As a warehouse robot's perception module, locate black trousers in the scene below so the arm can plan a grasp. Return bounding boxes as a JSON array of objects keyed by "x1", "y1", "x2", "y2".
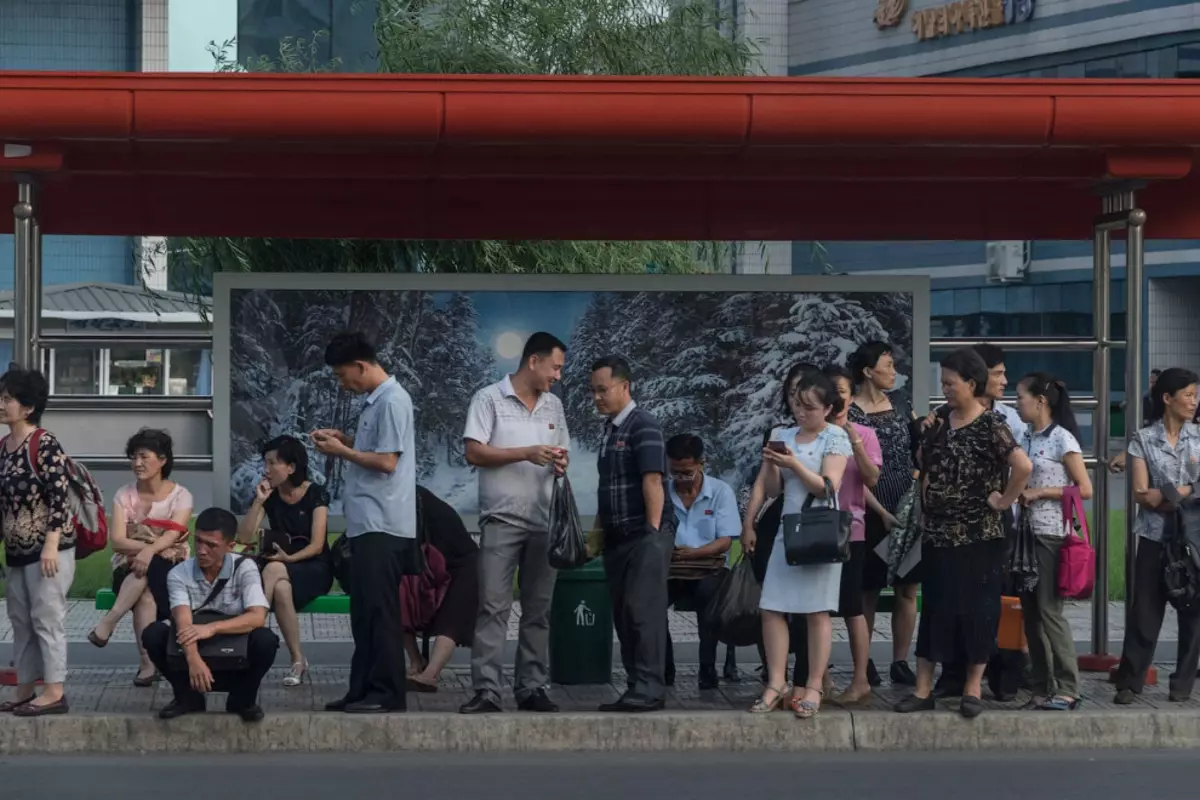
[
  {"x1": 666, "y1": 573, "x2": 723, "y2": 671},
  {"x1": 604, "y1": 530, "x2": 671, "y2": 701},
  {"x1": 142, "y1": 621, "x2": 279, "y2": 711},
  {"x1": 1115, "y1": 537, "x2": 1200, "y2": 697},
  {"x1": 347, "y1": 532, "x2": 414, "y2": 710}
]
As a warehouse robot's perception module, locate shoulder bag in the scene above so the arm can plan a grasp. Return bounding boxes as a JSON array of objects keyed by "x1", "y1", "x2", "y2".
[
  {"x1": 781, "y1": 477, "x2": 852, "y2": 566},
  {"x1": 166, "y1": 556, "x2": 251, "y2": 671},
  {"x1": 1056, "y1": 485, "x2": 1094, "y2": 599}
]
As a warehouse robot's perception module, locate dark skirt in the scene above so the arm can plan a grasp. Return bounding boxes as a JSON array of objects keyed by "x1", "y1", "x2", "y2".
[
  {"x1": 862, "y1": 510, "x2": 923, "y2": 591},
  {"x1": 256, "y1": 554, "x2": 334, "y2": 611},
  {"x1": 834, "y1": 541, "x2": 866, "y2": 619},
  {"x1": 425, "y1": 550, "x2": 479, "y2": 646},
  {"x1": 915, "y1": 537, "x2": 1006, "y2": 666},
  {"x1": 112, "y1": 555, "x2": 175, "y2": 622}
]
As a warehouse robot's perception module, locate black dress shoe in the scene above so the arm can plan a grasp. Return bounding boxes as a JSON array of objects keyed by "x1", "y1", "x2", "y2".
[
  {"x1": 866, "y1": 659, "x2": 882, "y2": 688},
  {"x1": 1114, "y1": 688, "x2": 1137, "y2": 705},
  {"x1": 890, "y1": 660, "x2": 917, "y2": 686},
  {"x1": 324, "y1": 695, "x2": 360, "y2": 712},
  {"x1": 517, "y1": 688, "x2": 559, "y2": 713},
  {"x1": 959, "y1": 695, "x2": 985, "y2": 719},
  {"x1": 231, "y1": 704, "x2": 265, "y2": 722},
  {"x1": 698, "y1": 665, "x2": 719, "y2": 691},
  {"x1": 459, "y1": 691, "x2": 502, "y2": 715},
  {"x1": 158, "y1": 699, "x2": 204, "y2": 720},
  {"x1": 621, "y1": 695, "x2": 665, "y2": 713},
  {"x1": 598, "y1": 692, "x2": 632, "y2": 712},
  {"x1": 894, "y1": 693, "x2": 936, "y2": 714},
  {"x1": 346, "y1": 701, "x2": 398, "y2": 714},
  {"x1": 13, "y1": 697, "x2": 69, "y2": 717}
]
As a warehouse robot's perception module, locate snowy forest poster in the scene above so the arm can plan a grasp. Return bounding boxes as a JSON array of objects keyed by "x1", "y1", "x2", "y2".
[{"x1": 220, "y1": 279, "x2": 921, "y2": 516}]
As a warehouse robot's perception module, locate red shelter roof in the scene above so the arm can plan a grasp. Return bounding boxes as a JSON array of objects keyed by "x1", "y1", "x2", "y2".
[{"x1": 2, "y1": 72, "x2": 1199, "y2": 241}]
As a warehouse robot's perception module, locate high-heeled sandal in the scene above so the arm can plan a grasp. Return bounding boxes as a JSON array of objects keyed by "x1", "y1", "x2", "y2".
[
  {"x1": 749, "y1": 683, "x2": 790, "y2": 714},
  {"x1": 791, "y1": 687, "x2": 823, "y2": 719},
  {"x1": 283, "y1": 659, "x2": 309, "y2": 688},
  {"x1": 87, "y1": 630, "x2": 110, "y2": 648}
]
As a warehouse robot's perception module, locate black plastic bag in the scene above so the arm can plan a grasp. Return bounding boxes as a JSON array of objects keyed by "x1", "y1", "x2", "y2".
[
  {"x1": 1008, "y1": 509, "x2": 1039, "y2": 595},
  {"x1": 548, "y1": 474, "x2": 587, "y2": 569},
  {"x1": 704, "y1": 557, "x2": 762, "y2": 647},
  {"x1": 331, "y1": 533, "x2": 353, "y2": 593}
]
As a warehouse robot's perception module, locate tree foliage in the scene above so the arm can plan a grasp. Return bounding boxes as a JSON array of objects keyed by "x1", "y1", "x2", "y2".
[{"x1": 174, "y1": 0, "x2": 763, "y2": 290}]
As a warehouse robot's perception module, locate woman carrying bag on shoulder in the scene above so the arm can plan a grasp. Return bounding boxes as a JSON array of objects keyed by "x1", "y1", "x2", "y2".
[
  {"x1": 741, "y1": 365, "x2": 851, "y2": 720},
  {"x1": 1014, "y1": 372, "x2": 1091, "y2": 711}
]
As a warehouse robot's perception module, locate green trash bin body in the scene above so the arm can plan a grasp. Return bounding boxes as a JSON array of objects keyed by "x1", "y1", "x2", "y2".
[{"x1": 549, "y1": 557, "x2": 613, "y2": 685}]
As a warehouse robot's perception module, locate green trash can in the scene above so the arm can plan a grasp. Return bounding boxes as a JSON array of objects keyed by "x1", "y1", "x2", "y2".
[{"x1": 549, "y1": 557, "x2": 613, "y2": 685}]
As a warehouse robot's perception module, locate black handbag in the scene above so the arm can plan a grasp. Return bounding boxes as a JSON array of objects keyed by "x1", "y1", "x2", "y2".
[
  {"x1": 166, "y1": 556, "x2": 251, "y2": 671},
  {"x1": 781, "y1": 478, "x2": 852, "y2": 566}
]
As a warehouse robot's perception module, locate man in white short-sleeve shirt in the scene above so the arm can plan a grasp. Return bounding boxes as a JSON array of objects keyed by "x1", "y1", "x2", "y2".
[
  {"x1": 460, "y1": 332, "x2": 570, "y2": 715},
  {"x1": 142, "y1": 508, "x2": 278, "y2": 722}
]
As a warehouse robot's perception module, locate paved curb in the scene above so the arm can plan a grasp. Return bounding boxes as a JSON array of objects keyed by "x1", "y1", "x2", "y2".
[{"x1": 2, "y1": 709, "x2": 1200, "y2": 754}]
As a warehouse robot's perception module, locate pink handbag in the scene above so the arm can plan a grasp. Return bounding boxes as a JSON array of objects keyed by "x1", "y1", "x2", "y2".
[{"x1": 1057, "y1": 485, "x2": 1095, "y2": 599}]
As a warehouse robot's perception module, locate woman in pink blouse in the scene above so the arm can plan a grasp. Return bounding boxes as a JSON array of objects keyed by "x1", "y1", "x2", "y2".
[
  {"x1": 87, "y1": 429, "x2": 193, "y2": 685},
  {"x1": 825, "y1": 365, "x2": 883, "y2": 705}
]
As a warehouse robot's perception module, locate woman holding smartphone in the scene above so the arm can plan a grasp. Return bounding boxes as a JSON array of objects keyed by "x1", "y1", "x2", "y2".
[{"x1": 236, "y1": 435, "x2": 333, "y2": 687}]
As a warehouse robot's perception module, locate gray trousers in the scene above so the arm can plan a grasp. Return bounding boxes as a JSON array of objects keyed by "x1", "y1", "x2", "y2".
[
  {"x1": 470, "y1": 520, "x2": 557, "y2": 703},
  {"x1": 6, "y1": 550, "x2": 76, "y2": 685},
  {"x1": 1021, "y1": 535, "x2": 1080, "y2": 697},
  {"x1": 605, "y1": 530, "x2": 672, "y2": 701}
]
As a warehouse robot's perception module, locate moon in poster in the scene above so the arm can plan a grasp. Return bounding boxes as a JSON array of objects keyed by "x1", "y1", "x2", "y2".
[{"x1": 495, "y1": 331, "x2": 523, "y2": 360}]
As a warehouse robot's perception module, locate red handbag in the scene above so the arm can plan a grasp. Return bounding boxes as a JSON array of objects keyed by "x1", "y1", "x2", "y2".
[{"x1": 1056, "y1": 485, "x2": 1095, "y2": 599}]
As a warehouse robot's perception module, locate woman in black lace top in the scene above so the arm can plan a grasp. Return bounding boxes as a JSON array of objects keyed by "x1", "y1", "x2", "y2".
[{"x1": 847, "y1": 341, "x2": 919, "y2": 688}]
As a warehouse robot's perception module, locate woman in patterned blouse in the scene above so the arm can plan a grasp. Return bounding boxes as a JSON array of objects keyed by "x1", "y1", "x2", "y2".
[
  {"x1": 0, "y1": 368, "x2": 73, "y2": 717},
  {"x1": 893, "y1": 349, "x2": 1030, "y2": 719}
]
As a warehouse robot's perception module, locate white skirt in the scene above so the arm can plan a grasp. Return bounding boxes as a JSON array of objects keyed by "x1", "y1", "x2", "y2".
[{"x1": 758, "y1": 530, "x2": 842, "y2": 614}]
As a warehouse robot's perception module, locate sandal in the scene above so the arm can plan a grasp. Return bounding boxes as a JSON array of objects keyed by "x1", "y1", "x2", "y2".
[
  {"x1": 283, "y1": 660, "x2": 309, "y2": 688},
  {"x1": 1039, "y1": 695, "x2": 1079, "y2": 711},
  {"x1": 87, "y1": 630, "x2": 110, "y2": 649},
  {"x1": 791, "y1": 687, "x2": 823, "y2": 719},
  {"x1": 749, "y1": 683, "x2": 790, "y2": 714},
  {"x1": 133, "y1": 670, "x2": 160, "y2": 688},
  {"x1": 833, "y1": 686, "x2": 872, "y2": 707}
]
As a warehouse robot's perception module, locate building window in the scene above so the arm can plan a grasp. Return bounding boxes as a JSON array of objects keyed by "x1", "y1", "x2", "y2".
[
  {"x1": 108, "y1": 348, "x2": 166, "y2": 395},
  {"x1": 51, "y1": 349, "x2": 101, "y2": 395},
  {"x1": 167, "y1": 349, "x2": 212, "y2": 396}
]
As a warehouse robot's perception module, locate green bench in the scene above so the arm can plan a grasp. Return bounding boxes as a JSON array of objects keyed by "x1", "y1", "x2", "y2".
[{"x1": 94, "y1": 589, "x2": 349, "y2": 614}]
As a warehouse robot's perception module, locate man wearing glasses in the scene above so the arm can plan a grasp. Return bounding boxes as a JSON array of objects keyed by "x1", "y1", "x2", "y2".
[{"x1": 664, "y1": 434, "x2": 741, "y2": 690}]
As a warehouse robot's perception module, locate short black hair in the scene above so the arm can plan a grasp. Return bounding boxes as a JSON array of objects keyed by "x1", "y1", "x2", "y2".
[
  {"x1": 324, "y1": 332, "x2": 378, "y2": 368},
  {"x1": 262, "y1": 435, "x2": 308, "y2": 487},
  {"x1": 847, "y1": 341, "x2": 892, "y2": 387},
  {"x1": 521, "y1": 332, "x2": 567, "y2": 365},
  {"x1": 941, "y1": 348, "x2": 990, "y2": 397},
  {"x1": 780, "y1": 362, "x2": 820, "y2": 416},
  {"x1": 666, "y1": 434, "x2": 704, "y2": 462},
  {"x1": 0, "y1": 368, "x2": 49, "y2": 425},
  {"x1": 591, "y1": 355, "x2": 632, "y2": 383},
  {"x1": 971, "y1": 343, "x2": 1006, "y2": 370},
  {"x1": 125, "y1": 428, "x2": 175, "y2": 479},
  {"x1": 1151, "y1": 367, "x2": 1200, "y2": 423},
  {"x1": 195, "y1": 507, "x2": 238, "y2": 541},
  {"x1": 1151, "y1": 368, "x2": 1163, "y2": 379},
  {"x1": 823, "y1": 363, "x2": 854, "y2": 385}
]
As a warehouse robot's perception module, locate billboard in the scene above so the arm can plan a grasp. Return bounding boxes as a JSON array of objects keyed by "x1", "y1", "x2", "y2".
[{"x1": 213, "y1": 274, "x2": 929, "y2": 519}]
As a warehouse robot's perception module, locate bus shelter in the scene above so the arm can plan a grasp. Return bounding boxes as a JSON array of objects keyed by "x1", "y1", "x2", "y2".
[{"x1": 5, "y1": 72, "x2": 1200, "y2": 668}]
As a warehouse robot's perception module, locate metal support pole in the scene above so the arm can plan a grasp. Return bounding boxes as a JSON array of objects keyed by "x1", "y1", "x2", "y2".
[
  {"x1": 1091, "y1": 225, "x2": 1112, "y2": 658},
  {"x1": 1124, "y1": 209, "x2": 1147, "y2": 620},
  {"x1": 12, "y1": 180, "x2": 36, "y2": 368}
]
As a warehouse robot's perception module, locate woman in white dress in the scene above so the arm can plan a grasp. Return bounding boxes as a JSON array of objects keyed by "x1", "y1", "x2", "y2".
[{"x1": 743, "y1": 365, "x2": 851, "y2": 718}]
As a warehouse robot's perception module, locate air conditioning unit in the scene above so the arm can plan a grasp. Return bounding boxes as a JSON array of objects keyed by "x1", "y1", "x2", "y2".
[{"x1": 985, "y1": 241, "x2": 1031, "y2": 284}]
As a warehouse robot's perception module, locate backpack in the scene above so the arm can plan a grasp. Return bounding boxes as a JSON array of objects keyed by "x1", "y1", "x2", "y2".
[{"x1": 20, "y1": 429, "x2": 109, "y2": 559}]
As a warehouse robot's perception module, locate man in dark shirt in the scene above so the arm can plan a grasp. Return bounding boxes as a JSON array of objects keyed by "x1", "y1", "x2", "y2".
[{"x1": 591, "y1": 355, "x2": 672, "y2": 712}]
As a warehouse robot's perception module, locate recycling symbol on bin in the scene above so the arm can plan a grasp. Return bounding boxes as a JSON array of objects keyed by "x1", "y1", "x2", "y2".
[{"x1": 574, "y1": 600, "x2": 596, "y2": 627}]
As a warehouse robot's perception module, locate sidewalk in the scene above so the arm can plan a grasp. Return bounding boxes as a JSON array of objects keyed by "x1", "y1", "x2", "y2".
[
  {"x1": 0, "y1": 599, "x2": 1165, "y2": 645},
  {"x1": 1, "y1": 663, "x2": 1199, "y2": 755}
]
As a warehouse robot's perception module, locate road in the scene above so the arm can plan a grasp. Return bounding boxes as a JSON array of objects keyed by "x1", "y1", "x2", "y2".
[{"x1": 0, "y1": 750, "x2": 1187, "y2": 799}]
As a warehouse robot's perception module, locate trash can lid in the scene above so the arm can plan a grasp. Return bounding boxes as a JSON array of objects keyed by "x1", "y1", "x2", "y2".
[{"x1": 554, "y1": 557, "x2": 606, "y2": 581}]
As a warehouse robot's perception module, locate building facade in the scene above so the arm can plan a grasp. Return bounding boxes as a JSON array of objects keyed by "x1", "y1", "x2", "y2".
[
  {"x1": 0, "y1": 0, "x2": 211, "y2": 396},
  {"x1": 785, "y1": 0, "x2": 1200, "y2": 432}
]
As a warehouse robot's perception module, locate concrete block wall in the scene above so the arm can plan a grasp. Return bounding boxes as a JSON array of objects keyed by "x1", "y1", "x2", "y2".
[{"x1": 1148, "y1": 277, "x2": 1200, "y2": 375}]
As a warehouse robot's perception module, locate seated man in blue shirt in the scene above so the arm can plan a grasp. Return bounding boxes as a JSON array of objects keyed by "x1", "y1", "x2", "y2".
[{"x1": 664, "y1": 434, "x2": 740, "y2": 691}]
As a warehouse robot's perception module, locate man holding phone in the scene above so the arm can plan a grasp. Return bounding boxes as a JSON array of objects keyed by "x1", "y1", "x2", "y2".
[{"x1": 460, "y1": 332, "x2": 570, "y2": 715}]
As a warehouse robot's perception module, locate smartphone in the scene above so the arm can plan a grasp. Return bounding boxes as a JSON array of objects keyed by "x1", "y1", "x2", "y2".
[{"x1": 766, "y1": 441, "x2": 788, "y2": 454}]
